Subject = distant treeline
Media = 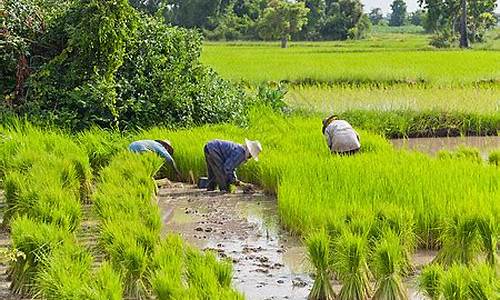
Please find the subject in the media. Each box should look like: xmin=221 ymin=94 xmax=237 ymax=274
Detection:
xmin=130 ymin=0 xmax=498 ymax=46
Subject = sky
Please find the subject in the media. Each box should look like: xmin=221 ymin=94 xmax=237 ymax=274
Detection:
xmin=361 ymin=0 xmax=500 ymax=14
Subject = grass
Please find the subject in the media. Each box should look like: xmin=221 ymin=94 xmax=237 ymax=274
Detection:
xmin=287 ymin=85 xmax=500 ymax=114
xmin=202 ymin=44 xmax=500 ymax=85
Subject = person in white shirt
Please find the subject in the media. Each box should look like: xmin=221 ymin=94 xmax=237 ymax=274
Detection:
xmin=322 ymin=115 xmax=361 ymax=155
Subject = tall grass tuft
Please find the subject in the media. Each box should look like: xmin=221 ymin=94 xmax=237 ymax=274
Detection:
xmin=306 ymin=230 xmax=336 ymax=300
xmin=417 ymin=264 xmax=443 ymax=300
xmin=85 ymin=262 xmax=123 ymax=300
xmin=334 ymin=231 xmax=371 ymax=300
xmin=441 ymin=265 xmax=469 ymax=300
xmin=474 ymin=215 xmax=498 ymax=267
xmin=371 ymin=230 xmax=409 ymax=300
xmin=434 ymin=214 xmax=480 ymax=266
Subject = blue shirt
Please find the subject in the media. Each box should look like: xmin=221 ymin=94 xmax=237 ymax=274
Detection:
xmin=129 ymin=140 xmax=174 ymax=163
xmin=206 ymin=140 xmax=247 ymax=183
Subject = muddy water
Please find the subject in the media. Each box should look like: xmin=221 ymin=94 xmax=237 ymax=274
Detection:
xmin=158 ymin=183 xmax=432 ymax=300
xmin=158 ymin=184 xmax=312 ymax=300
xmin=391 ymin=136 xmax=500 ymax=158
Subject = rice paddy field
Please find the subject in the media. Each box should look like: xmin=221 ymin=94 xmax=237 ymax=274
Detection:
xmin=0 ymin=31 xmax=499 ymax=299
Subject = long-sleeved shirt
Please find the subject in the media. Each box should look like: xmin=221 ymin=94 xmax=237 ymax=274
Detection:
xmin=129 ymin=140 xmax=174 ymax=164
xmin=205 ymin=140 xmax=247 ymax=184
xmin=324 ymin=120 xmax=361 ymax=153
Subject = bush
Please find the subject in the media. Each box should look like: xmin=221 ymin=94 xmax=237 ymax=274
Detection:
xmin=430 ymin=29 xmax=458 ymax=48
xmin=15 ymin=0 xmax=251 ymax=131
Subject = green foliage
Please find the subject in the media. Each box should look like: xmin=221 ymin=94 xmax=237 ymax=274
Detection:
xmin=257 ymin=0 xmax=310 ymax=48
xmin=389 ymin=0 xmax=407 ymax=26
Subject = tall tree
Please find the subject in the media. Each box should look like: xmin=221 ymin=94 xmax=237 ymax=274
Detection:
xmin=369 ymin=7 xmax=384 ymax=25
xmin=459 ymin=0 xmax=468 ymax=47
xmin=321 ymin=0 xmax=365 ymax=40
xmin=390 ymin=0 xmax=407 ymax=26
xmin=258 ymin=0 xmax=309 ymax=48
xmin=419 ymin=0 xmax=496 ymax=44
xmin=298 ymin=0 xmax=327 ymax=40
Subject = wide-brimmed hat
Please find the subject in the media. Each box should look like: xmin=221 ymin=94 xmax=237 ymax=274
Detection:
xmin=322 ymin=114 xmax=338 ymax=127
xmin=156 ymin=140 xmax=174 ymax=155
xmin=245 ymin=139 xmax=262 ymax=161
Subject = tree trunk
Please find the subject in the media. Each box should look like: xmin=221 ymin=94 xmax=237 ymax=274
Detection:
xmin=280 ymin=36 xmax=288 ymax=48
xmin=459 ymin=0 xmax=469 ymax=48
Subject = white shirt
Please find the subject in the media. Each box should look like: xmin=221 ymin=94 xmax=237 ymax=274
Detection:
xmin=324 ymin=120 xmax=361 ymax=153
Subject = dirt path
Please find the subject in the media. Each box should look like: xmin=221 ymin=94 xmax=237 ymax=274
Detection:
xmin=158 ymin=183 xmax=434 ymax=300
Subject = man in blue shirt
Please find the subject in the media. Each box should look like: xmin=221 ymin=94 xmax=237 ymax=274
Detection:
xmin=129 ymin=139 xmax=180 ymax=177
xmin=204 ymin=139 xmax=262 ymax=192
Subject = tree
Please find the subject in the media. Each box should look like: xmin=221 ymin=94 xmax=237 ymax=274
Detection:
xmin=390 ymin=0 xmax=407 ymax=26
xmin=369 ymin=8 xmax=384 ymax=25
xmin=409 ymin=9 xmax=426 ymax=26
xmin=298 ymin=0 xmax=327 ymax=40
xmin=258 ymin=0 xmax=309 ymax=48
xmin=419 ymin=0 xmax=497 ymax=45
xmin=321 ymin=0 xmax=365 ymax=40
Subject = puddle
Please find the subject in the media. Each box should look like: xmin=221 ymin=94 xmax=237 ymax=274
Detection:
xmin=158 ymin=183 xmax=432 ymax=300
xmin=391 ymin=136 xmax=500 ymax=159
xmin=158 ymin=184 xmax=311 ymax=300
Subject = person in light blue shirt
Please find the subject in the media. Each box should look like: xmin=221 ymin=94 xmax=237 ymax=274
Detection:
xmin=129 ymin=139 xmax=180 ymax=176
xmin=204 ymin=139 xmax=262 ymax=192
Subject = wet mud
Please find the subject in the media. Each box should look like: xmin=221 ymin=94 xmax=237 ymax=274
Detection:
xmin=158 ymin=183 xmax=433 ymax=300
xmin=391 ymin=136 xmax=500 ymax=158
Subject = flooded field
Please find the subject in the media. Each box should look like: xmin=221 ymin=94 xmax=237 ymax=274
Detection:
xmin=158 ymin=183 xmax=433 ymax=300
xmin=391 ymin=136 xmax=500 ymax=158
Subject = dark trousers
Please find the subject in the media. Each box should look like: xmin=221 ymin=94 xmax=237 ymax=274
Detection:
xmin=204 ymin=145 xmax=229 ymax=191
xmin=335 ymin=148 xmax=360 ymax=156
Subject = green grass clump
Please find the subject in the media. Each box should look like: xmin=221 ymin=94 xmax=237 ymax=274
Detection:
xmin=441 ymin=265 xmax=469 ymax=300
xmin=334 ymin=231 xmax=371 ymax=300
xmin=434 ymin=214 xmax=481 ymax=267
xmin=488 ymin=150 xmax=500 ymax=166
xmin=306 ymin=230 xmax=336 ymax=300
xmin=438 ymin=147 xmax=483 ymax=164
xmin=418 ymin=264 xmax=443 ymax=300
xmin=85 ymin=262 xmax=123 ymax=300
xmin=371 ymin=230 xmax=409 ymax=300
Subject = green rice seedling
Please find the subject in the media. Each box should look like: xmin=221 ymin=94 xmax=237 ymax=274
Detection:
xmin=3 ymin=171 xmax=26 ymax=226
xmin=150 ymin=236 xmax=187 ymax=299
xmin=85 ymin=262 xmax=123 ymax=300
xmin=204 ymin=251 xmax=234 ymax=288
xmin=438 ymin=147 xmax=483 ymax=164
xmin=306 ymin=230 xmax=336 ymax=300
xmin=417 ymin=264 xmax=443 ymax=300
xmin=10 ymin=216 xmax=71 ymax=295
xmin=185 ymin=248 xmax=222 ymax=299
xmin=434 ymin=214 xmax=481 ymax=267
xmin=113 ymin=239 xmax=150 ymax=300
xmin=466 ymin=263 xmax=496 ymax=300
xmin=488 ymin=151 xmax=500 ymax=166
xmin=371 ymin=230 xmax=409 ymax=300
xmin=370 ymin=206 xmax=416 ymax=275
xmin=334 ymin=231 xmax=371 ymax=300
xmin=474 ymin=215 xmax=498 ymax=267
xmin=35 ymin=242 xmax=92 ymax=299
xmin=441 ymin=264 xmax=469 ymax=300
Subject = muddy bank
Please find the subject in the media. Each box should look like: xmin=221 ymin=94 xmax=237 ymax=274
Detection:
xmin=391 ymin=136 xmax=500 ymax=158
xmin=158 ymin=183 xmax=432 ymax=300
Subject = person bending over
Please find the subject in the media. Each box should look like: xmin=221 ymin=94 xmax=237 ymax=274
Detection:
xmin=129 ymin=139 xmax=181 ymax=176
xmin=322 ymin=115 xmax=361 ymax=155
xmin=204 ymin=139 xmax=262 ymax=192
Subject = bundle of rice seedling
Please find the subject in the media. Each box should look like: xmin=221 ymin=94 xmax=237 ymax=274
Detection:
xmin=334 ymin=231 xmax=371 ymax=300
xmin=441 ymin=264 xmax=469 ymax=300
xmin=371 ymin=230 xmax=409 ymax=300
xmin=306 ymin=230 xmax=336 ymax=300
xmin=82 ymin=262 xmax=123 ymax=300
xmin=466 ymin=263 xmax=496 ymax=300
xmin=434 ymin=214 xmax=480 ymax=266
xmin=474 ymin=215 xmax=498 ymax=267
xmin=417 ymin=264 xmax=443 ymax=300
